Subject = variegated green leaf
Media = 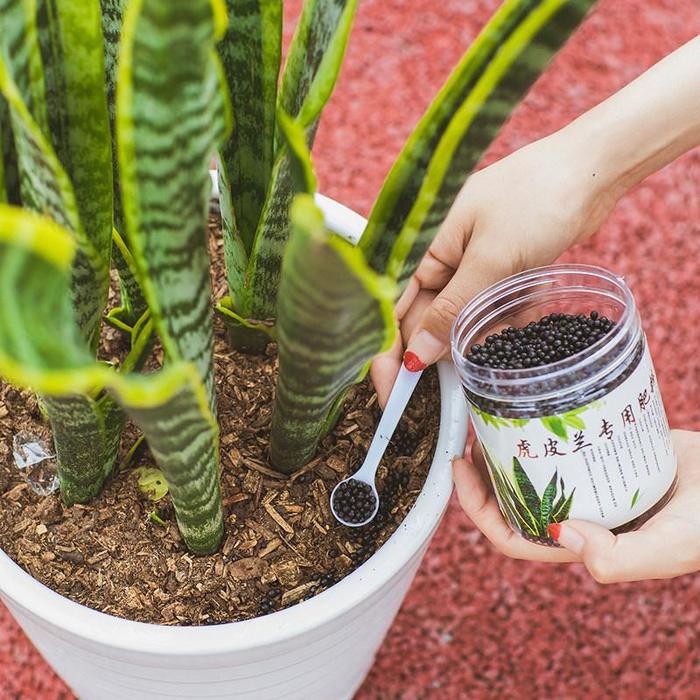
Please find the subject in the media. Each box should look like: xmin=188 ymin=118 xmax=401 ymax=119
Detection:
xmin=0 ymin=0 xmax=48 ymax=134
xmin=38 ymin=0 xmax=113 ymax=269
xmin=0 ymin=205 xmax=120 ymax=505
xmin=277 ymin=109 xmax=318 ymax=194
xmin=44 ymin=393 xmax=125 ymax=506
xmin=512 ymin=456 xmax=541 ymax=523
xmin=115 ymin=366 xmax=223 ymax=554
xmin=0 ymin=94 xmax=20 ymax=203
xmin=269 ymin=194 xmax=396 ymax=473
xmin=240 ymin=109 xmax=317 ymax=322
xmin=539 ymin=469 xmax=558 ymax=527
xmin=235 ymin=0 xmax=358 ymax=329
xmin=278 ymin=0 xmax=357 ymax=134
xmin=553 ymin=487 xmax=575 ymax=521
xmin=218 ymin=0 xmax=282 ymax=252
xmin=0 ymin=53 xmax=109 ymax=348
xmin=0 ymin=205 xmax=223 ymax=554
xmin=360 ymin=0 xmax=597 ymax=285
xmin=100 ymin=0 xmax=148 ymax=325
xmin=117 ymin=0 xmax=231 ymax=412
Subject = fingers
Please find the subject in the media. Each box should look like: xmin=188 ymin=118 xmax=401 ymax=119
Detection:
xmin=552 ymin=517 xmax=699 ymax=583
xmin=452 ymin=457 xmax=576 ymax=563
xmin=406 ymin=245 xmax=513 ymax=366
xmin=369 ymin=332 xmax=402 ymax=408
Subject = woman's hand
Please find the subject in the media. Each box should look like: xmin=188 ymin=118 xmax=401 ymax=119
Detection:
xmin=454 ymin=430 xmax=700 ymax=582
xmin=371 ymin=36 xmax=700 ymax=407
xmin=370 ymin=128 xmax=620 ymax=405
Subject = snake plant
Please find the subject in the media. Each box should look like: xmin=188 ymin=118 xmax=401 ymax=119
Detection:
xmin=0 ymin=0 xmax=596 ymax=553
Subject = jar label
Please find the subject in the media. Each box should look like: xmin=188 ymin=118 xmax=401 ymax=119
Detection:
xmin=469 ymin=345 xmax=676 ymax=541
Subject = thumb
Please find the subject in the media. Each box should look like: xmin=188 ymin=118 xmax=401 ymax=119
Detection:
xmin=405 ymin=248 xmax=508 ymax=367
xmin=548 ymin=519 xmax=676 ymax=584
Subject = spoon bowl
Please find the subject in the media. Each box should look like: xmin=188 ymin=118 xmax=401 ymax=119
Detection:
xmin=330 ymin=363 xmax=424 ymax=527
xmin=330 ymin=477 xmax=380 ymax=528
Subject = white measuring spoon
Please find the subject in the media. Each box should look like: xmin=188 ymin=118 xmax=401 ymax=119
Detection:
xmin=330 ymin=363 xmax=424 ymax=527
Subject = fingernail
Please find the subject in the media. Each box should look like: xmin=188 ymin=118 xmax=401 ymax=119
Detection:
xmin=406 ymin=330 xmax=445 ymax=368
xmin=548 ymin=523 xmax=584 ymax=555
xmin=403 ymin=351 xmax=427 ymax=372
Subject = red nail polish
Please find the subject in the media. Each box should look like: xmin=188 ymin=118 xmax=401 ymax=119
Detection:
xmin=403 ymin=351 xmax=427 ymax=372
xmin=547 ymin=523 xmax=561 ymax=541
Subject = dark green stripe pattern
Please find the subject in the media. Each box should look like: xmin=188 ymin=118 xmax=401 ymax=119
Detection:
xmin=0 ymin=94 xmax=20 ymax=203
xmin=117 ymin=0 xmax=230 ymax=414
xmin=100 ymin=0 xmax=148 ymax=325
xmin=122 ymin=373 xmax=224 ymax=554
xmin=218 ymin=0 xmax=281 ymax=254
xmin=360 ymin=0 xmax=596 ymax=286
xmin=0 ymin=0 xmax=49 ymax=134
xmin=0 ymin=56 xmax=109 ymax=349
xmin=0 ymin=207 xmax=121 ymax=506
xmin=44 ymin=393 xmax=125 ymax=506
xmin=0 ymin=205 xmax=223 ymax=553
xmin=240 ymin=0 xmax=358 ymax=324
xmin=38 ymin=0 xmax=113 ymax=291
xmin=269 ymin=194 xmax=395 ymax=473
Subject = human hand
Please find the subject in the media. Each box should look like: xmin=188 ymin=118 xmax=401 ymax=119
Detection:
xmin=453 ymin=430 xmax=700 ymax=583
xmin=370 ymin=129 xmax=621 ymax=405
xmin=371 ymin=37 xmax=700 ymax=407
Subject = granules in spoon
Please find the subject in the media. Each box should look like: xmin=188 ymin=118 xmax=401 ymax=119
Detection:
xmin=331 ymin=479 xmax=377 ymax=525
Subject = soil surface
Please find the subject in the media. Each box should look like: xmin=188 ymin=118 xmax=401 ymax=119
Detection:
xmin=0 ymin=219 xmax=439 ymax=626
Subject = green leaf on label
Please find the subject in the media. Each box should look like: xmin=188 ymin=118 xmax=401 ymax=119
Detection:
xmin=553 ymin=488 xmax=575 ymax=521
xmin=563 ymin=414 xmax=585 ymax=430
xmin=512 ymin=457 xmax=541 ymax=523
xmin=539 ymin=470 xmax=558 ymax=528
xmin=630 ymin=488 xmax=640 ymax=509
xmin=135 ymin=467 xmax=169 ymax=502
xmin=541 ymin=416 xmax=568 ymax=441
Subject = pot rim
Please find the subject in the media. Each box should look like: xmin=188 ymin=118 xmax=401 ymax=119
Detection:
xmin=0 ymin=195 xmax=468 ymax=656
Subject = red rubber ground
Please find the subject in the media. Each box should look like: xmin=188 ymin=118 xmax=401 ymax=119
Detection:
xmin=2 ymin=1 xmax=700 ymax=698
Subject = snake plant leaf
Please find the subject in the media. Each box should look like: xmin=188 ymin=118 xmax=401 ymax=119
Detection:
xmin=37 ymin=0 xmax=113 ymax=270
xmin=233 ymin=110 xmax=318 ymax=331
xmin=551 ymin=478 xmax=566 ymax=517
xmin=492 ymin=467 xmax=538 ymax=535
xmin=0 ymin=205 xmax=120 ymax=505
xmin=269 ymin=194 xmax=396 ymax=473
xmin=278 ymin=0 xmax=357 ymax=135
xmin=234 ymin=0 xmax=358 ymax=327
xmin=0 ymin=54 xmax=109 ymax=348
xmin=485 ymin=450 xmax=539 ymax=535
xmin=360 ymin=0 xmax=597 ymax=285
xmin=539 ymin=469 xmax=558 ymax=527
xmin=218 ymin=0 xmax=282 ymax=253
xmin=0 ymin=205 xmax=223 ymax=553
xmin=512 ymin=456 xmax=541 ymax=523
xmin=553 ymin=486 xmax=575 ymax=521
xmin=0 ymin=0 xmax=49 ymax=134
xmin=0 ymin=95 xmax=20 ymax=203
xmin=276 ymin=109 xmax=318 ymax=194
xmin=114 ymin=366 xmax=224 ymax=554
xmin=99 ymin=0 xmax=148 ymax=325
xmin=43 ymin=393 xmax=125 ymax=506
xmin=117 ymin=0 xmax=231 ymax=413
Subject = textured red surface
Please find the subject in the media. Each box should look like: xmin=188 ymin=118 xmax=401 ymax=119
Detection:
xmin=2 ymin=1 xmax=700 ymax=698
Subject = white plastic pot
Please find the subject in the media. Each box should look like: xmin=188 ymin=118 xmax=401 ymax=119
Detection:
xmin=0 ymin=196 xmax=468 ymax=700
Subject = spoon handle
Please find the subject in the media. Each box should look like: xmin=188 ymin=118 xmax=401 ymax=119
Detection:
xmin=357 ymin=364 xmax=424 ymax=479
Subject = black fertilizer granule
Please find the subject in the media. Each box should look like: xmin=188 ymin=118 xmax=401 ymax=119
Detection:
xmin=467 ymin=311 xmax=615 ymax=370
xmin=332 ymin=478 xmax=377 ymax=524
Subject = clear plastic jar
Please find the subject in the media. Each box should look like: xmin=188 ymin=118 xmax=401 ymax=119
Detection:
xmin=451 ymin=264 xmax=676 ymax=545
